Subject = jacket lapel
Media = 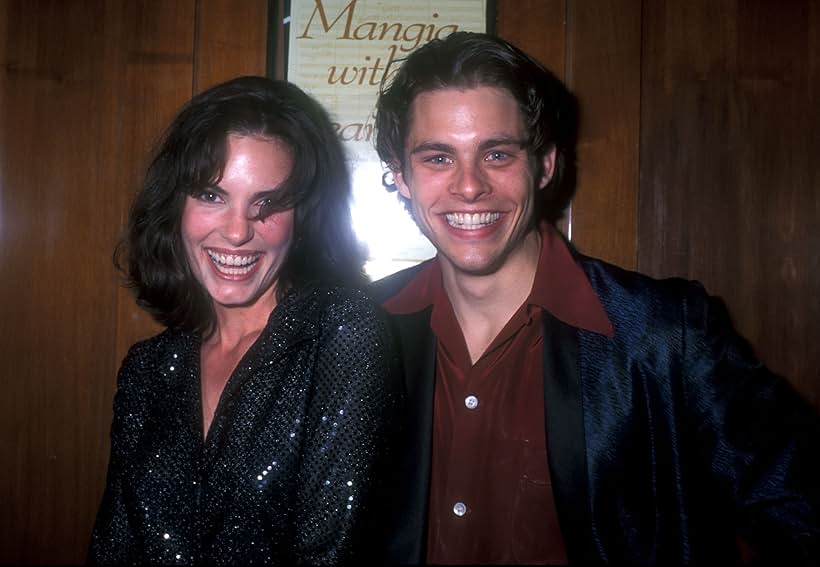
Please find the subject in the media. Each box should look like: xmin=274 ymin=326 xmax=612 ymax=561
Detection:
xmin=386 ymin=307 xmax=436 ymax=564
xmin=203 ymin=289 xmax=319 ymax=458
xmin=541 ymin=312 xmax=596 ymax=563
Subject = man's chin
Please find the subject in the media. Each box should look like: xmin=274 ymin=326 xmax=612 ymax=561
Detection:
xmin=441 ymin=254 xmax=506 ymax=278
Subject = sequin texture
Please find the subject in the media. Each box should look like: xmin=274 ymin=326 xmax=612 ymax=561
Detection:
xmin=88 ymin=286 xmax=403 ymax=565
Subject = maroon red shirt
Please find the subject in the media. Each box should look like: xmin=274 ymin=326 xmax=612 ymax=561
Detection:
xmin=384 ymin=225 xmax=613 ymax=565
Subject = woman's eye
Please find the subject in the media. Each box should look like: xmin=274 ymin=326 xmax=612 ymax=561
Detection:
xmin=253 ymin=198 xmax=272 ymax=214
xmin=193 ymin=190 xmax=221 ymax=203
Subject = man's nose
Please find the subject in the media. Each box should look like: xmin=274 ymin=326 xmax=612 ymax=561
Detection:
xmin=451 ymin=161 xmax=491 ymax=201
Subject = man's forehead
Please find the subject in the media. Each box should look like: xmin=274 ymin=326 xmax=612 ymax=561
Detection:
xmin=409 ymin=84 xmax=518 ymax=108
xmin=405 ymin=86 xmax=527 ymax=142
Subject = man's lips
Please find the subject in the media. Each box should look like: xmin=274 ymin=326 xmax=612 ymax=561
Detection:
xmin=445 ymin=211 xmax=502 ymax=230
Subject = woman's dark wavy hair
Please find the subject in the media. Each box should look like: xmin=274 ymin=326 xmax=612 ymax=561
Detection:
xmin=115 ymin=76 xmax=366 ymax=336
xmin=375 ymin=31 xmax=579 ymax=224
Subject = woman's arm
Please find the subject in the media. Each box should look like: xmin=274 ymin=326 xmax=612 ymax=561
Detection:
xmin=291 ymin=293 xmax=404 ymax=565
xmin=87 ymin=345 xmax=146 ymax=565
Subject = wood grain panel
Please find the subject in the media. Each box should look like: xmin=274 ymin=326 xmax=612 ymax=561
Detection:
xmin=0 ymin=0 xmax=195 ymax=563
xmin=639 ymin=0 xmax=744 ymax=288
xmin=1 ymin=1 xmax=119 ymax=561
xmin=731 ymin=0 xmax=819 ymax=404
xmin=112 ymin=1 xmax=195 ymax=375
xmin=495 ymin=0 xmax=567 ymax=79
xmin=194 ymin=0 xmax=268 ymax=93
xmin=639 ymin=0 xmax=820 ymax=407
xmin=495 ymin=0 xmax=568 ymax=234
xmin=268 ymin=0 xmax=287 ymax=80
xmin=566 ymin=0 xmax=641 ymax=269
xmin=0 ymin=2 xmax=126 ymax=561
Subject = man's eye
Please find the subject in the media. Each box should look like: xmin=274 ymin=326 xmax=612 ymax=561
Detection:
xmin=425 ymin=155 xmax=451 ymax=165
xmin=486 ymin=151 xmax=509 ymax=162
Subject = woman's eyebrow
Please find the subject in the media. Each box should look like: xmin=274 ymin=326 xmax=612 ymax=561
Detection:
xmin=197 ymin=184 xmax=228 ymax=196
xmin=250 ymin=188 xmax=282 ymax=201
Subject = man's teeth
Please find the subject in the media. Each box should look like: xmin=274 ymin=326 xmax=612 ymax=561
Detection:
xmin=207 ymin=251 xmax=260 ymax=274
xmin=445 ymin=212 xmax=501 ymax=229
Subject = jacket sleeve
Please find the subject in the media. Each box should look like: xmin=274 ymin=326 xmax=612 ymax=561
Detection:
xmin=87 ymin=345 xmax=144 ymax=565
xmin=291 ymin=296 xmax=404 ymax=565
xmin=680 ymin=283 xmax=820 ymax=563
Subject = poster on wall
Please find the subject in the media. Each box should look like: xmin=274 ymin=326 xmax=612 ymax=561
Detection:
xmin=286 ymin=0 xmax=490 ymax=279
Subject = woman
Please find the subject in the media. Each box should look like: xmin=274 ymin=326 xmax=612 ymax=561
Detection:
xmin=89 ymin=76 xmax=402 ymax=565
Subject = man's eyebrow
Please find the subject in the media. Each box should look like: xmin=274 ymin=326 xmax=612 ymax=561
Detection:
xmin=409 ymin=138 xmax=526 ymax=156
xmin=409 ymin=142 xmax=455 ymax=155
xmin=477 ymin=137 xmax=527 ymax=151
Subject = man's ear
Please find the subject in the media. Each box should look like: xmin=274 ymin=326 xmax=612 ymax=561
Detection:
xmin=394 ymin=169 xmax=412 ymax=199
xmin=538 ymin=146 xmax=557 ymax=190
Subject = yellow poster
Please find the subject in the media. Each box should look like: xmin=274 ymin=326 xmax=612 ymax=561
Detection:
xmin=288 ymin=0 xmax=488 ymax=278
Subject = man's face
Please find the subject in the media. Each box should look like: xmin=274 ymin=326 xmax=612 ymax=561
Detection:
xmin=394 ymin=86 xmax=555 ymax=278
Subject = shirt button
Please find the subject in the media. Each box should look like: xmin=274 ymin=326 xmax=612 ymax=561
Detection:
xmin=464 ymin=395 xmax=479 ymax=410
xmin=452 ymin=501 xmax=467 ymax=516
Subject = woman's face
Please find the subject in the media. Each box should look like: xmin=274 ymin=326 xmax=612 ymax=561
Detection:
xmin=181 ymin=134 xmax=295 ymax=313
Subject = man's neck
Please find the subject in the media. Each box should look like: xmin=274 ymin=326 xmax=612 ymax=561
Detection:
xmin=440 ymin=229 xmax=542 ymax=363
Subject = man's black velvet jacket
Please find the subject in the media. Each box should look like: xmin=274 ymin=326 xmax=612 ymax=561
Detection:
xmin=369 ymin=252 xmax=820 ymax=565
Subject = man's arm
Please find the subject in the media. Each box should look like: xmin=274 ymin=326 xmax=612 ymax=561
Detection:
xmin=681 ymin=285 xmax=820 ymax=563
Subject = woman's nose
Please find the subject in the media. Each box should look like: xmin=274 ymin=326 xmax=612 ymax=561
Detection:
xmin=220 ymin=209 xmax=254 ymax=245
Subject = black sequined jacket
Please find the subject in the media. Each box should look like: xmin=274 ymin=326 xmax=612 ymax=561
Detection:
xmin=370 ymin=252 xmax=820 ymax=565
xmin=88 ymin=285 xmax=403 ymax=565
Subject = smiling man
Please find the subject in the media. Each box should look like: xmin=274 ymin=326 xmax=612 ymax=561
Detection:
xmin=370 ymin=32 xmax=820 ymax=565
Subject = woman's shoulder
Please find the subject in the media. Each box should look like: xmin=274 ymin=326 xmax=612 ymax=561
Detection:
xmin=289 ymin=284 xmax=402 ymax=397
xmin=286 ymin=284 xmax=387 ymax=328
xmin=118 ymin=327 xmax=196 ymax=380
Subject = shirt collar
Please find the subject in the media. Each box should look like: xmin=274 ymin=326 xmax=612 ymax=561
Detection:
xmin=381 ymin=258 xmax=441 ymax=314
xmin=382 ymin=224 xmax=614 ymax=337
xmin=532 ymin=224 xmax=613 ymax=336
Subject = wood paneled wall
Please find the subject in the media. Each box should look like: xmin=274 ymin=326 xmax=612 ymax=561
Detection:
xmin=498 ymin=0 xmax=643 ymax=270
xmin=638 ymin=0 xmax=820 ymax=405
xmin=499 ymin=0 xmax=820 ymax=408
xmin=0 ymin=0 xmax=817 ymax=563
xmin=0 ymin=1 xmax=268 ymax=563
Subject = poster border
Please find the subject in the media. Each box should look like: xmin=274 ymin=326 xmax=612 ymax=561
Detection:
xmin=266 ymin=0 xmax=495 ymax=80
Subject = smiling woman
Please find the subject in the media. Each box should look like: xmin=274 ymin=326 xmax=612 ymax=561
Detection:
xmin=89 ymin=76 xmax=403 ymax=565
xmin=180 ymin=136 xmax=295 ymax=317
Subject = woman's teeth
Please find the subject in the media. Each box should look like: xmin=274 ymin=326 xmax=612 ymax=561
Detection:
xmin=207 ymin=251 xmax=260 ymax=274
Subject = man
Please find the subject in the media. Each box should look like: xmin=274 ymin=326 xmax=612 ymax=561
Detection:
xmin=370 ymin=31 xmax=819 ymax=565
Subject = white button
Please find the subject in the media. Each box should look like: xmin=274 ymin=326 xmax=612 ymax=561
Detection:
xmin=452 ymin=501 xmax=467 ymax=516
xmin=464 ymin=395 xmax=479 ymax=410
